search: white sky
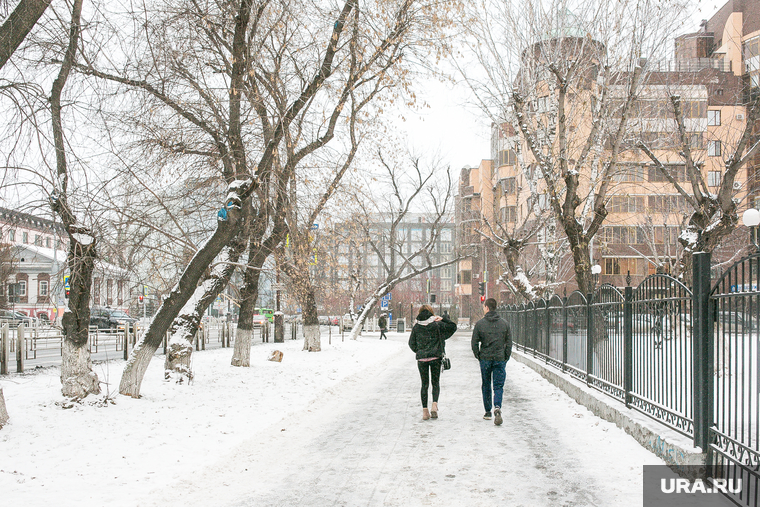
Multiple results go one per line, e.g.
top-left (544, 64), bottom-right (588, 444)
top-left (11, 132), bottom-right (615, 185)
top-left (392, 0), bottom-right (731, 176)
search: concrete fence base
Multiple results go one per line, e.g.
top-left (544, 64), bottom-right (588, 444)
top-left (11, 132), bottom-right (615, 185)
top-left (512, 350), bottom-right (705, 468)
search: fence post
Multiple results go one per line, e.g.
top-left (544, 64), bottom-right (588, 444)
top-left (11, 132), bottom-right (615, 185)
top-left (1, 323), bottom-right (8, 374)
top-left (586, 293), bottom-right (594, 386)
top-left (545, 303), bottom-right (551, 361)
top-left (692, 251), bottom-right (713, 451)
top-left (624, 285), bottom-right (633, 408)
top-left (562, 297), bottom-right (568, 373)
top-left (17, 323), bottom-right (25, 373)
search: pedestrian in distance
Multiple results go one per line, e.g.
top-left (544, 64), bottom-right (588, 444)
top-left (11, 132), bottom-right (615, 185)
top-left (408, 304), bottom-right (457, 420)
top-left (378, 313), bottom-right (388, 340)
top-left (471, 297), bottom-right (512, 426)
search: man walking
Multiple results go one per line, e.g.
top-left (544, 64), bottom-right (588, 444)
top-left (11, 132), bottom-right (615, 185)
top-left (471, 298), bottom-right (512, 425)
top-left (378, 313), bottom-right (388, 340)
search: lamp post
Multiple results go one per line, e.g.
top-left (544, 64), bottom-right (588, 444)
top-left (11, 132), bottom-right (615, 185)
top-left (742, 208), bottom-right (760, 251)
top-left (591, 264), bottom-right (602, 292)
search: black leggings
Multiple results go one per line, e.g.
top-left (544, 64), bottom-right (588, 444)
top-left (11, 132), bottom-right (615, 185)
top-left (417, 359), bottom-right (442, 408)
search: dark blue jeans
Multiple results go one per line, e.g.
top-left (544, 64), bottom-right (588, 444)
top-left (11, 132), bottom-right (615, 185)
top-left (479, 360), bottom-right (506, 412)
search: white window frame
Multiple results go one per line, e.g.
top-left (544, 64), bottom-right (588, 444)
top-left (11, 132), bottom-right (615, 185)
top-left (18, 280), bottom-right (26, 296)
top-left (708, 140), bottom-right (722, 157)
top-left (707, 110), bottom-right (721, 126)
top-left (39, 280), bottom-right (49, 296)
top-left (708, 171), bottom-right (721, 187)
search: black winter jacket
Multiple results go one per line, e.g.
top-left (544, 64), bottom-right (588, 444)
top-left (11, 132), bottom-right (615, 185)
top-left (408, 309), bottom-right (457, 360)
top-left (471, 311), bottom-right (512, 361)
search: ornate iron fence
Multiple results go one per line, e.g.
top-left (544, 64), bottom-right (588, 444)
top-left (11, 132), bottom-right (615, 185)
top-left (501, 250), bottom-right (760, 506)
top-left (706, 252), bottom-right (760, 507)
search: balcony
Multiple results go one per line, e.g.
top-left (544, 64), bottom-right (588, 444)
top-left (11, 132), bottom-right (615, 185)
top-left (646, 58), bottom-right (731, 73)
top-left (459, 210), bottom-right (481, 222)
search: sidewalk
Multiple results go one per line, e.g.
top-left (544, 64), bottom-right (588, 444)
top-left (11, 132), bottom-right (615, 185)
top-left (157, 330), bottom-right (664, 507)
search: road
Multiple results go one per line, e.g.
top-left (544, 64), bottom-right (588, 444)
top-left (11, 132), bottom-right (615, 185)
top-left (160, 329), bottom-right (666, 507)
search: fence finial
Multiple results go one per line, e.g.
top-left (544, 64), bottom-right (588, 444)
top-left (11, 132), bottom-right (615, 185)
top-left (626, 270), bottom-right (632, 287)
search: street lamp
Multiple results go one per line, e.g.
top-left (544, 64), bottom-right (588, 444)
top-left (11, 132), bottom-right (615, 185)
top-left (742, 208), bottom-right (760, 250)
top-left (591, 264), bottom-right (602, 292)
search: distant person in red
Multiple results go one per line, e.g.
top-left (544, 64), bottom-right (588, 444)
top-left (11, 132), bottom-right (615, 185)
top-left (408, 304), bottom-right (457, 420)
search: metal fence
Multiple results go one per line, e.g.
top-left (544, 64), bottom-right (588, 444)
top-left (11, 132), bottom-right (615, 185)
top-left (0, 318), bottom-right (311, 374)
top-left (502, 250), bottom-right (760, 506)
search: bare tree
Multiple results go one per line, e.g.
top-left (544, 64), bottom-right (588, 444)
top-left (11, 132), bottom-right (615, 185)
top-left (457, 0), bottom-right (688, 294)
top-left (0, 0), bottom-right (51, 70)
top-left (640, 92), bottom-right (760, 275)
top-left (346, 150), bottom-right (461, 340)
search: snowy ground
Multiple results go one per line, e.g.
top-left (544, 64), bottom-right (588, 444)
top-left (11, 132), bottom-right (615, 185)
top-left (1, 330), bottom-right (666, 506)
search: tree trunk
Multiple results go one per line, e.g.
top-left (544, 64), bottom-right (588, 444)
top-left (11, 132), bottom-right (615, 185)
top-left (119, 189), bottom-right (248, 398)
top-left (349, 294), bottom-right (381, 340)
top-left (301, 289), bottom-right (320, 352)
top-left (569, 237), bottom-right (593, 295)
top-left (231, 260), bottom-right (260, 367)
top-left (61, 339), bottom-right (99, 398)
top-left (60, 237), bottom-right (100, 398)
top-left (0, 386), bottom-right (9, 428)
top-left (164, 241), bottom-right (243, 381)
top-left (0, 0), bottom-right (52, 71)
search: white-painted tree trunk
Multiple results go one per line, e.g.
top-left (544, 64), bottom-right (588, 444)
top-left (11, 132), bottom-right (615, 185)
top-left (231, 328), bottom-right (252, 367)
top-left (0, 387), bottom-right (9, 428)
top-left (302, 324), bottom-right (320, 352)
top-left (164, 331), bottom-right (194, 383)
top-left (350, 295), bottom-right (380, 340)
top-left (60, 340), bottom-right (100, 398)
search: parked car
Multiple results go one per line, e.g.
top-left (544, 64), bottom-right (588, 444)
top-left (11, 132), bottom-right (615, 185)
top-left (330, 316), bottom-right (339, 326)
top-left (318, 316), bottom-right (329, 326)
top-left (341, 313), bottom-right (354, 331)
top-left (252, 314), bottom-right (268, 327)
top-left (0, 309), bottom-right (36, 328)
top-left (89, 307), bottom-right (137, 330)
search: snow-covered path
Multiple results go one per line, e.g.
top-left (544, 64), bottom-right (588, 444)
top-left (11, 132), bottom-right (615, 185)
top-left (160, 330), bottom-right (663, 507)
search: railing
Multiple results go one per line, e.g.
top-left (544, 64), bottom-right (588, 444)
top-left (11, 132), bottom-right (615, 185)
top-left (0, 318), bottom-right (306, 374)
top-left (501, 276), bottom-right (694, 438)
top-left (502, 250), bottom-right (760, 506)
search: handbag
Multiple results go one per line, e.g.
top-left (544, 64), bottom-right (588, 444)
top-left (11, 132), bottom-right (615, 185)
top-left (437, 326), bottom-right (451, 370)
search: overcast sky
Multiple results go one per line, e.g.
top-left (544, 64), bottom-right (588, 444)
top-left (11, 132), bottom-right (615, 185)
top-left (392, 0), bottom-right (728, 176)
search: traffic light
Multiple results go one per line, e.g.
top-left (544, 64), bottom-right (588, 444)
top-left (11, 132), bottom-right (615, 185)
top-left (65, 288), bottom-right (70, 298)
top-left (139, 295), bottom-right (143, 303)
top-left (478, 281), bottom-right (485, 296)
top-left (480, 295), bottom-right (486, 303)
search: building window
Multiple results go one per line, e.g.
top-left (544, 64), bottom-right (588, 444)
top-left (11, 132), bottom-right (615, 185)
top-left (496, 149), bottom-right (516, 166)
top-left (708, 171), bottom-right (721, 187)
top-left (39, 280), bottom-right (48, 297)
top-left (45, 237), bottom-right (51, 248)
top-left (18, 280), bottom-right (26, 296)
top-left (460, 270), bottom-right (472, 285)
top-left (707, 110), bottom-right (721, 126)
top-left (605, 258), bottom-right (621, 275)
top-left (34, 234), bottom-right (41, 246)
top-left (22, 232), bottom-right (28, 243)
top-left (8, 229), bottom-right (15, 242)
top-left (441, 229), bottom-right (452, 242)
top-left (708, 140), bottom-right (721, 157)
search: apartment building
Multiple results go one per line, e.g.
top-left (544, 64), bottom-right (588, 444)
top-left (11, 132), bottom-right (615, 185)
top-left (316, 214), bottom-right (457, 318)
top-left (458, 0), bottom-right (759, 300)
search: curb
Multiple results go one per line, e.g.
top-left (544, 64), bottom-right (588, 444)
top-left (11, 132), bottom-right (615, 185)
top-left (512, 350), bottom-right (705, 467)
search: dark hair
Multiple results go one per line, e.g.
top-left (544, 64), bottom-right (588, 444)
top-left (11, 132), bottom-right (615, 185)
top-left (419, 304), bottom-right (434, 315)
top-left (484, 298), bottom-right (497, 312)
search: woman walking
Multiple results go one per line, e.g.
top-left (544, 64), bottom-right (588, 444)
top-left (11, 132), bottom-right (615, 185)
top-left (408, 305), bottom-right (457, 420)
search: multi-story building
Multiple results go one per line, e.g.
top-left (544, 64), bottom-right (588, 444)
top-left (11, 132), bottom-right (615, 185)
top-left (458, 0), bottom-right (759, 300)
top-left (316, 214), bottom-right (457, 320)
top-left (0, 207), bottom-right (132, 321)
